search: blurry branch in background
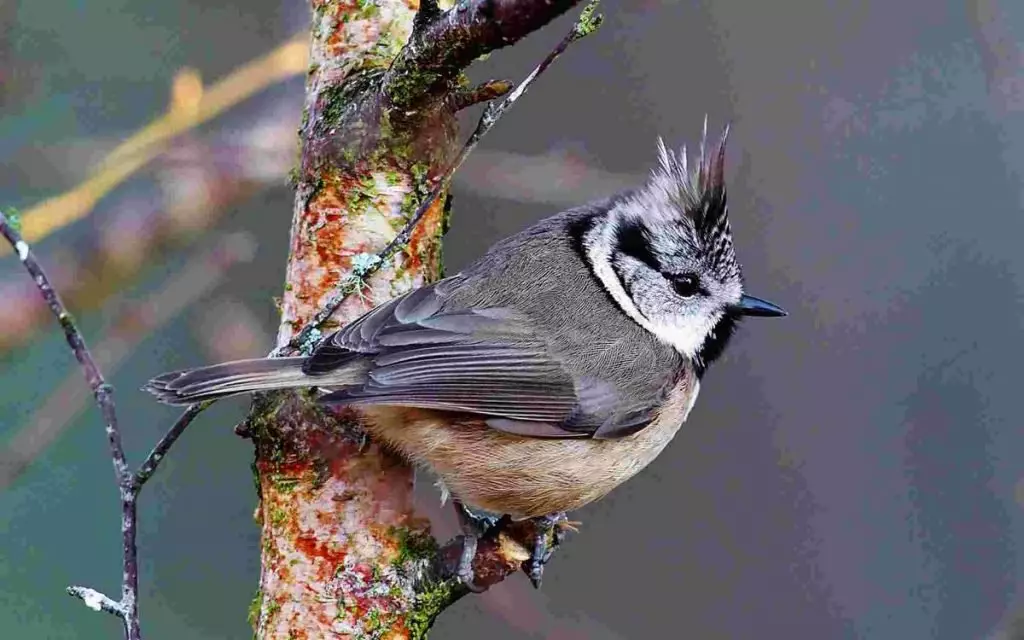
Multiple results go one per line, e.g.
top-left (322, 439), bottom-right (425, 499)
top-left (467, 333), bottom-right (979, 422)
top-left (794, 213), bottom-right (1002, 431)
top-left (2, 36), bottom-right (308, 251)
top-left (0, 99), bottom-right (295, 352)
top-left (0, 232), bottom-right (257, 491)
top-left (0, 211), bottom-right (214, 640)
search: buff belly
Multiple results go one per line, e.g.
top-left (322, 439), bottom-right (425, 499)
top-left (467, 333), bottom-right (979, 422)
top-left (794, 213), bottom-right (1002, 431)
top-left (359, 378), bottom-right (698, 520)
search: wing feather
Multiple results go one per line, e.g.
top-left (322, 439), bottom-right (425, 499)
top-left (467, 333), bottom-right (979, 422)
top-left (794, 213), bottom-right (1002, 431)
top-left (305, 279), bottom-right (654, 438)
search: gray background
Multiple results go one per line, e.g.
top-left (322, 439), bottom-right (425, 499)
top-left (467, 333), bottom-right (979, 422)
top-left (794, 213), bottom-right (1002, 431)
top-left (2, 1), bottom-right (1023, 638)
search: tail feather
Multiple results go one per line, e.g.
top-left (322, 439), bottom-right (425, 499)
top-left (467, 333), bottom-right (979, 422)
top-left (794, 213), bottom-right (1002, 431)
top-left (143, 356), bottom-right (367, 406)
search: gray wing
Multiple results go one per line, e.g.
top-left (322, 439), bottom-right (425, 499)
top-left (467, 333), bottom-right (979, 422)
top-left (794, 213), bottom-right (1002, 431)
top-left (307, 279), bottom-right (661, 439)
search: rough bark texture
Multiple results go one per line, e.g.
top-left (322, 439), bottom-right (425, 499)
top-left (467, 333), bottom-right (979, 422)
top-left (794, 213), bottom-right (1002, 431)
top-left (253, 3), bottom-right (450, 636)
top-left (248, 1), bottom-right (585, 637)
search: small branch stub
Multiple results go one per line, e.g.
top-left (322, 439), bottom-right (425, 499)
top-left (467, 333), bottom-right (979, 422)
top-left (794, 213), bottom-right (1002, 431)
top-left (66, 586), bottom-right (124, 616)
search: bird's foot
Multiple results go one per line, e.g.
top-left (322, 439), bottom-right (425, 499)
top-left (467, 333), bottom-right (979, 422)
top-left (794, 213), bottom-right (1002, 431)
top-left (452, 501), bottom-right (507, 593)
top-left (456, 533), bottom-right (487, 593)
top-left (526, 512), bottom-right (577, 589)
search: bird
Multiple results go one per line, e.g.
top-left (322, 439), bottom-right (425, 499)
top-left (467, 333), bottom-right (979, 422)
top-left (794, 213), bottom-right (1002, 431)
top-left (144, 122), bottom-right (786, 589)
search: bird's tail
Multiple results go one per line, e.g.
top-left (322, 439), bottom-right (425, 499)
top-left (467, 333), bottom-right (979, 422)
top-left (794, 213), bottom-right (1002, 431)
top-left (143, 356), bottom-right (365, 406)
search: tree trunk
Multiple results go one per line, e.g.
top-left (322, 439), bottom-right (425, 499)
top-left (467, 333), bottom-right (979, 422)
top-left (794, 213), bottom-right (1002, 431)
top-left (246, 1), bottom-right (585, 637)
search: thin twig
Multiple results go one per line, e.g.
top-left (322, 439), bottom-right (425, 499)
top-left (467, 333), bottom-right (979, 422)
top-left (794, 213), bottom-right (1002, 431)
top-left (0, 231), bottom-right (257, 489)
top-left (0, 222), bottom-right (130, 483)
top-left (0, 212), bottom-right (136, 639)
top-left (133, 402), bottom-right (209, 489)
top-left (0, 211), bottom-right (212, 640)
top-left (279, 0), bottom-right (603, 356)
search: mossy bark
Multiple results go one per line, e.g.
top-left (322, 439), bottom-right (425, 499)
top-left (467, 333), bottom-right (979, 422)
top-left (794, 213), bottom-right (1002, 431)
top-left (250, 2), bottom-right (457, 638)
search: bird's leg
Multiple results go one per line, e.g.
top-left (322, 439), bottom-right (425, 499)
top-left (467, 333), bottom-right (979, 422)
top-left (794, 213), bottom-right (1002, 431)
top-left (455, 532), bottom-right (484, 593)
top-left (525, 511), bottom-right (577, 588)
top-left (452, 500), bottom-right (502, 593)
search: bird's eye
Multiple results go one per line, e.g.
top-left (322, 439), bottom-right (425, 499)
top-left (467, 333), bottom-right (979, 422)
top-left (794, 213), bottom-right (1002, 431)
top-left (671, 274), bottom-right (700, 298)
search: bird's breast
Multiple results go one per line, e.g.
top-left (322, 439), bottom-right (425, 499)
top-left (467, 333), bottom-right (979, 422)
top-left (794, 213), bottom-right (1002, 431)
top-left (360, 371), bottom-right (700, 519)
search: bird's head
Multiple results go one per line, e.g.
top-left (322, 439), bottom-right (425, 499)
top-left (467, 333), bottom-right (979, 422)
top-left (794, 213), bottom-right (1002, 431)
top-left (583, 121), bottom-right (786, 372)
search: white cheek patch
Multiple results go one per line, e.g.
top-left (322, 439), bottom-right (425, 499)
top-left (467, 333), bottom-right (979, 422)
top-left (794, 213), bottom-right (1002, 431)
top-left (659, 310), bottom-right (724, 360)
top-left (584, 218), bottom-right (718, 359)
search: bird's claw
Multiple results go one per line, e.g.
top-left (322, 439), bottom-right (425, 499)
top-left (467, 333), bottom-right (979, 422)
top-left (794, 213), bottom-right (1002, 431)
top-left (456, 533), bottom-right (487, 593)
top-left (526, 512), bottom-right (575, 589)
top-left (453, 501), bottom-right (502, 593)
top-left (452, 503), bottom-right (576, 591)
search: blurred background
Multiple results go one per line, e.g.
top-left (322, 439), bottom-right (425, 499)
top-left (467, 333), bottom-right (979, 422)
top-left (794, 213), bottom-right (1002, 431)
top-left (1, 0), bottom-right (1023, 638)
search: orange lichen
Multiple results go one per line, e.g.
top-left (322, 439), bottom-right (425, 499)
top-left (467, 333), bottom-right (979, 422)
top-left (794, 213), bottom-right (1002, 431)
top-left (403, 196), bottom-right (445, 273)
top-left (306, 190), bottom-right (356, 267)
top-left (293, 530), bottom-right (350, 583)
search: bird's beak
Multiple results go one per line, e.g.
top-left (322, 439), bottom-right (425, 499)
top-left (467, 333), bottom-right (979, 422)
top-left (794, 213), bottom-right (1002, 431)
top-left (736, 294), bottom-right (787, 317)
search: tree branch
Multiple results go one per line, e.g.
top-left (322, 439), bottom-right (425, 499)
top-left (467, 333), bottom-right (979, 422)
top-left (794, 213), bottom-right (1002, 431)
top-left (133, 402), bottom-right (210, 489)
top-left (385, 0), bottom-right (593, 110)
top-left (0, 220), bottom-right (127, 482)
top-left (0, 212), bottom-right (212, 639)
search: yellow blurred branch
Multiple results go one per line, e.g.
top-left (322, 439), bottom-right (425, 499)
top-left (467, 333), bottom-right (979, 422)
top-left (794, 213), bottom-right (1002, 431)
top-left (5, 35), bottom-right (308, 253)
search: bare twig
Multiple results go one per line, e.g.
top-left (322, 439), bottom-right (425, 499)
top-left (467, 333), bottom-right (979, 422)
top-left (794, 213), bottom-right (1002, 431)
top-left (0, 212), bottom-right (136, 638)
top-left (133, 402), bottom-right (209, 489)
top-left (0, 232), bottom-right (257, 489)
top-left (0, 211), bottom-right (213, 639)
top-left (278, 0), bottom-right (603, 357)
top-left (0, 220), bottom-right (128, 481)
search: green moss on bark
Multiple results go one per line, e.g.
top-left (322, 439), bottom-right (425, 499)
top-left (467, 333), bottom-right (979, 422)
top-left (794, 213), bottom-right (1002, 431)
top-left (407, 579), bottom-right (461, 639)
top-left (247, 589), bottom-right (262, 632)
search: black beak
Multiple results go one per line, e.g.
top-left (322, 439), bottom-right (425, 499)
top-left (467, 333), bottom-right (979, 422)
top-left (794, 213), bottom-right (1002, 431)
top-left (737, 294), bottom-right (787, 317)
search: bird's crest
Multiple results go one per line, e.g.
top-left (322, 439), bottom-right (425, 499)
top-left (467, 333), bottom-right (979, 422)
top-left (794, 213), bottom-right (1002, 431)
top-left (635, 117), bottom-right (740, 280)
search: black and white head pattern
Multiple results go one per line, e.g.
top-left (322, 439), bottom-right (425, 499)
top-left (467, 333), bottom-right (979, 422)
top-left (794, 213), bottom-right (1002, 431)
top-left (583, 121), bottom-right (746, 371)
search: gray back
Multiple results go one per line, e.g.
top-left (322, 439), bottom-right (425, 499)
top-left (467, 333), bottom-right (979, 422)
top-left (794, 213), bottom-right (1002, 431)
top-left (444, 201), bottom-right (686, 405)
